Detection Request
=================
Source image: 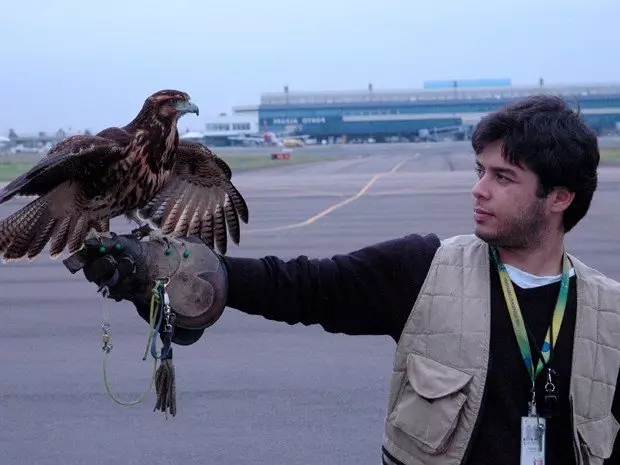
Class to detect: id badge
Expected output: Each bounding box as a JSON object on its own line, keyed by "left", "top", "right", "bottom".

{"left": 521, "top": 416, "right": 546, "bottom": 465}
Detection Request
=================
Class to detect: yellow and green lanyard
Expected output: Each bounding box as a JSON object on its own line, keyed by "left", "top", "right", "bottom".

{"left": 490, "top": 246, "right": 571, "bottom": 413}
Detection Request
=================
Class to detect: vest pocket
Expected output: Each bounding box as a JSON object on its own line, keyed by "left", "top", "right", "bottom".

{"left": 387, "top": 352, "right": 473, "bottom": 455}
{"left": 576, "top": 413, "right": 620, "bottom": 463}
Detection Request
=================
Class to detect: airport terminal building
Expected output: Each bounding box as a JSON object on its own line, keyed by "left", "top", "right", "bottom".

{"left": 236, "top": 79, "right": 620, "bottom": 143}
{"left": 5, "top": 79, "right": 620, "bottom": 151}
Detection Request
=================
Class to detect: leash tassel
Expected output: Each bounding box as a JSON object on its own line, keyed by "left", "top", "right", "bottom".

{"left": 154, "top": 347, "right": 177, "bottom": 417}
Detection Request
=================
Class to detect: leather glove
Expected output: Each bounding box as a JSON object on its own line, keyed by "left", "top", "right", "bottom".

{"left": 63, "top": 231, "right": 229, "bottom": 346}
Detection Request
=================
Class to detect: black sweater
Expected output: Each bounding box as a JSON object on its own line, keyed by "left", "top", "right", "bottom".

{"left": 222, "top": 233, "right": 620, "bottom": 465}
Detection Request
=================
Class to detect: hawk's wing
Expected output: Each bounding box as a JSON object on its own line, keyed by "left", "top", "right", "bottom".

{"left": 0, "top": 134, "right": 129, "bottom": 204}
{"left": 138, "top": 140, "right": 249, "bottom": 255}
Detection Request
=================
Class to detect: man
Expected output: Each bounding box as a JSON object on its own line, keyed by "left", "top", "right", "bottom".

{"left": 72, "top": 95, "right": 620, "bottom": 465}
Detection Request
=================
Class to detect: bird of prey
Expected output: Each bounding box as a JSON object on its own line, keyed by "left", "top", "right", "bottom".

{"left": 0, "top": 89, "right": 248, "bottom": 262}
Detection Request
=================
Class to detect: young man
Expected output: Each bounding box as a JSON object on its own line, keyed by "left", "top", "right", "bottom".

{"left": 72, "top": 95, "right": 620, "bottom": 465}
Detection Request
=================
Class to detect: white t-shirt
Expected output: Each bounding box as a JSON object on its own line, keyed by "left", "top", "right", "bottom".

{"left": 504, "top": 264, "right": 575, "bottom": 289}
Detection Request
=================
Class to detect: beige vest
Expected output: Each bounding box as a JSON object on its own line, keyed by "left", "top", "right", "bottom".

{"left": 382, "top": 234, "right": 620, "bottom": 465}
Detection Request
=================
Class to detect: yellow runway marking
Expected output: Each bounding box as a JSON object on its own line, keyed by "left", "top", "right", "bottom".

{"left": 245, "top": 158, "right": 409, "bottom": 234}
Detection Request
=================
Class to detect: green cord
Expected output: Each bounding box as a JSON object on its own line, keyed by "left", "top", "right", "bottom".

{"left": 100, "top": 280, "right": 166, "bottom": 407}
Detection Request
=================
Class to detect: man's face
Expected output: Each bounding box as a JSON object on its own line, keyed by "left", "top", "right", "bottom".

{"left": 472, "top": 140, "right": 550, "bottom": 249}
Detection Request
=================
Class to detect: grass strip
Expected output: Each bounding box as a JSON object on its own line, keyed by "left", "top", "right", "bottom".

{"left": 0, "top": 153, "right": 332, "bottom": 182}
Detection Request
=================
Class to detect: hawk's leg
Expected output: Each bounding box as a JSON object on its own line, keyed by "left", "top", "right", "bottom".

{"left": 126, "top": 211, "right": 154, "bottom": 239}
{"left": 85, "top": 227, "right": 113, "bottom": 242}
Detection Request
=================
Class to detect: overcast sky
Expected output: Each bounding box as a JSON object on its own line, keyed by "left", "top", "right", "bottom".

{"left": 1, "top": 0, "right": 617, "bottom": 134}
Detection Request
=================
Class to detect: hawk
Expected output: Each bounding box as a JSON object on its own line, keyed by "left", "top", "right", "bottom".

{"left": 0, "top": 89, "right": 249, "bottom": 261}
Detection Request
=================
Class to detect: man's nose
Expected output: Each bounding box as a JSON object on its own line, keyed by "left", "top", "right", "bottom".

{"left": 472, "top": 176, "right": 489, "bottom": 199}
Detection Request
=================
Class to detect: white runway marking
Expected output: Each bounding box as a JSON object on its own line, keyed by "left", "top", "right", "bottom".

{"left": 245, "top": 158, "right": 409, "bottom": 234}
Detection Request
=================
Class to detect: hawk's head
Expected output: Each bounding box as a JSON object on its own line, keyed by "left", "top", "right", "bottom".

{"left": 127, "top": 89, "right": 200, "bottom": 133}
{"left": 147, "top": 90, "right": 199, "bottom": 121}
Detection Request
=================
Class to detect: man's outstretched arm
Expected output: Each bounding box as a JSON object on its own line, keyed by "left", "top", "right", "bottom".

{"left": 68, "top": 232, "right": 440, "bottom": 344}
{"left": 221, "top": 233, "right": 440, "bottom": 341}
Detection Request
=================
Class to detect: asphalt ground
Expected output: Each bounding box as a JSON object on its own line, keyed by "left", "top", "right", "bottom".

{"left": 1, "top": 143, "right": 620, "bottom": 465}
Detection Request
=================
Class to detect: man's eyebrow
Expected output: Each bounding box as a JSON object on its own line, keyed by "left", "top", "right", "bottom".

{"left": 475, "top": 160, "right": 519, "bottom": 177}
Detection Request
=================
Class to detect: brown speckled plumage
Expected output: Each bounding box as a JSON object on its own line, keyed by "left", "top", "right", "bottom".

{"left": 0, "top": 89, "right": 224, "bottom": 262}
{"left": 138, "top": 140, "right": 249, "bottom": 255}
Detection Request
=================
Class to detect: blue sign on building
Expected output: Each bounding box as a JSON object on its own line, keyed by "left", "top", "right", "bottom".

{"left": 270, "top": 116, "right": 329, "bottom": 126}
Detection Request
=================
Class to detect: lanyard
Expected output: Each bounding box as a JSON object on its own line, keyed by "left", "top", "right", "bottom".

{"left": 490, "top": 246, "right": 571, "bottom": 386}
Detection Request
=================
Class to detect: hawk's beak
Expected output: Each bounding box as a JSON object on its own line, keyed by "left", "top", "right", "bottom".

{"left": 175, "top": 100, "right": 199, "bottom": 116}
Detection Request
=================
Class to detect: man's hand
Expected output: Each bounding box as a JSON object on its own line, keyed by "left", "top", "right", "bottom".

{"left": 64, "top": 231, "right": 229, "bottom": 345}
{"left": 65, "top": 232, "right": 153, "bottom": 303}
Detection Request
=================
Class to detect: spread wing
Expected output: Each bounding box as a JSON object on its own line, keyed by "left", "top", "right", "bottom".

{"left": 138, "top": 140, "right": 249, "bottom": 254}
{"left": 0, "top": 134, "right": 129, "bottom": 204}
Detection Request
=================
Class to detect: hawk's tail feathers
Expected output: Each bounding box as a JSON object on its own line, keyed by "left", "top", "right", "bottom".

{"left": 0, "top": 196, "right": 109, "bottom": 261}
{"left": 0, "top": 195, "right": 52, "bottom": 261}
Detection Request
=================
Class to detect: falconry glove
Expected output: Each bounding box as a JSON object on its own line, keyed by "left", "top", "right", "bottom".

{"left": 63, "top": 231, "right": 229, "bottom": 346}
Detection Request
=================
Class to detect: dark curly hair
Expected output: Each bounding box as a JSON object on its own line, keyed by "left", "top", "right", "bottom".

{"left": 471, "top": 94, "right": 600, "bottom": 232}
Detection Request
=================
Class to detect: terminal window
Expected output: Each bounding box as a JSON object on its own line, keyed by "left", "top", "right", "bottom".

{"left": 206, "top": 124, "right": 231, "bottom": 131}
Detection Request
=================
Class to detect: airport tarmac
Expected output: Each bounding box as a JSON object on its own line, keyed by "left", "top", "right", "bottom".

{"left": 1, "top": 147, "right": 620, "bottom": 465}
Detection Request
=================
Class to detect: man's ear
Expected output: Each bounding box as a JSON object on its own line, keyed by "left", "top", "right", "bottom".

{"left": 549, "top": 186, "right": 575, "bottom": 213}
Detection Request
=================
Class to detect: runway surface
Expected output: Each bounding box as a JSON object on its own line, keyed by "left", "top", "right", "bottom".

{"left": 1, "top": 145, "right": 620, "bottom": 465}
